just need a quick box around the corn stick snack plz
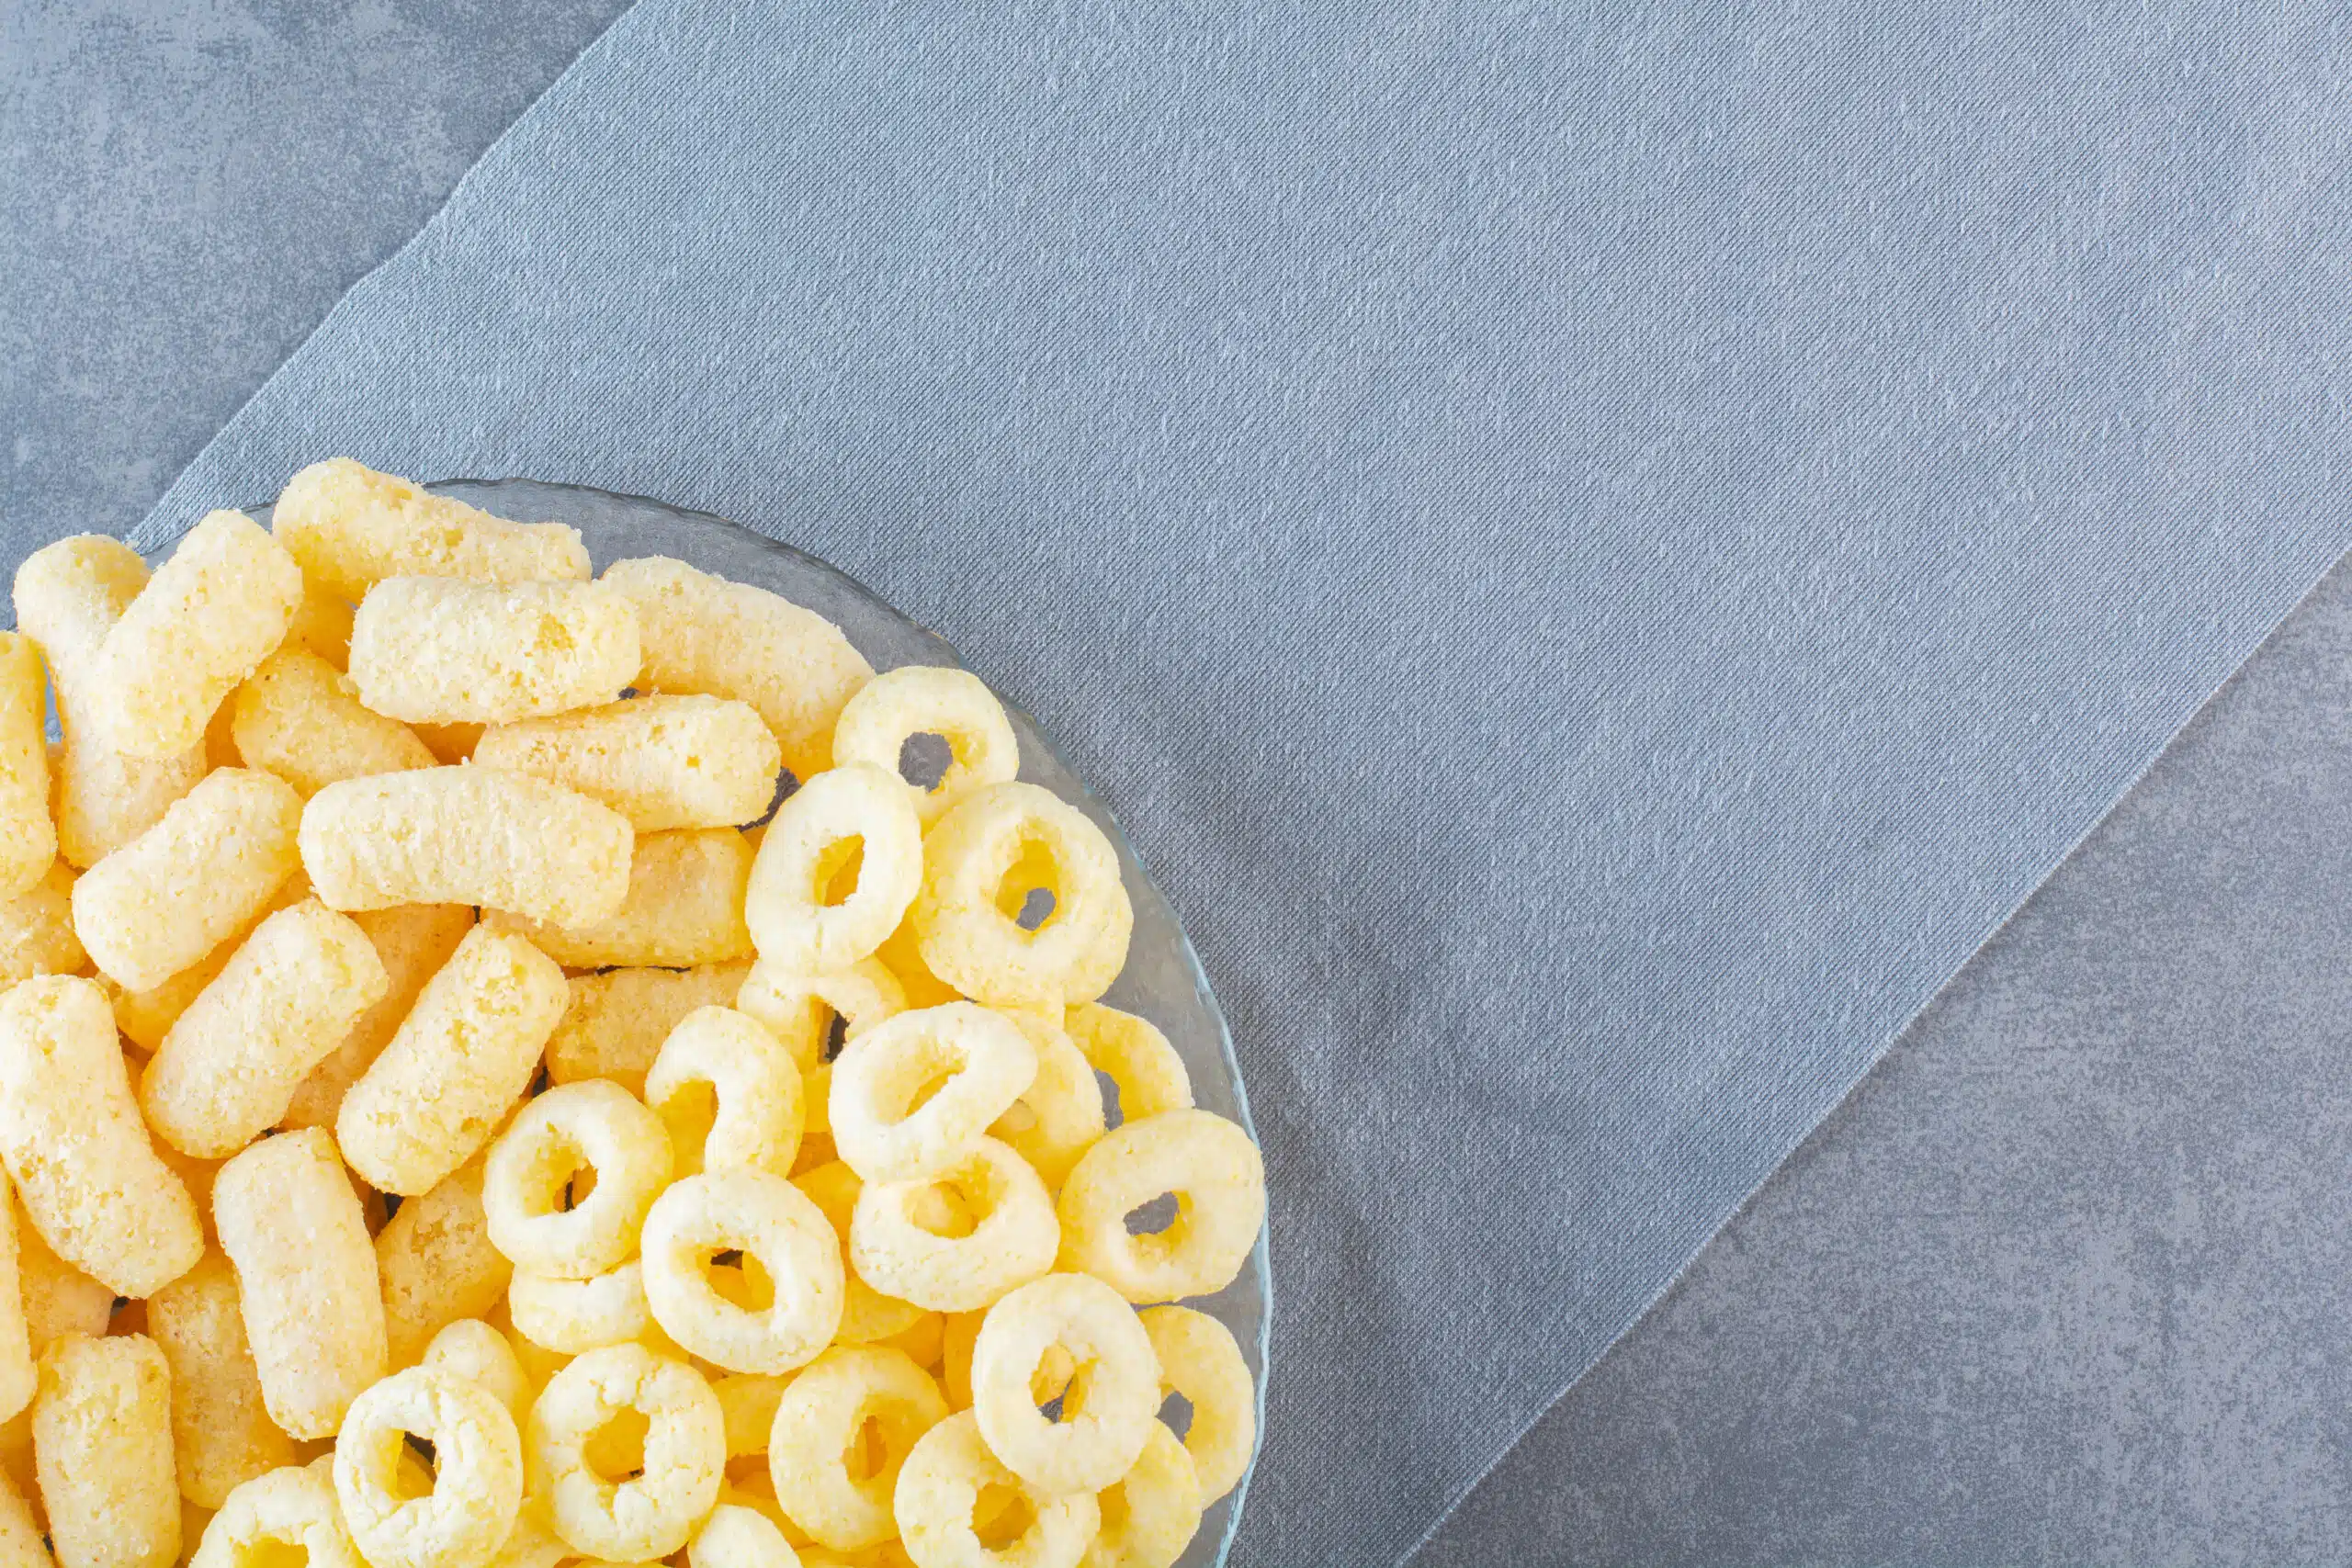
[544,962,752,1098]
[377,1163,514,1369]
[474,696,781,831]
[212,1129,387,1439]
[73,768,303,993]
[87,510,303,761]
[33,1334,179,1568]
[0,1466,44,1568]
[0,976,203,1298]
[489,828,753,970]
[147,1253,300,1510]
[0,637,53,901]
[0,1185,28,1428]
[601,557,872,784]
[231,648,437,798]
[16,1214,113,1359]
[282,902,475,1133]
[300,767,632,928]
[349,577,640,727]
[140,899,390,1158]
[285,572,356,667]
[0,863,84,987]
[272,460,591,600]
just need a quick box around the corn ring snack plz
[491,828,754,970]
[334,1366,525,1568]
[421,1320,532,1426]
[989,1014,1105,1190]
[734,957,906,1074]
[640,1170,843,1375]
[969,1274,1159,1495]
[789,1162,927,1347]
[339,925,569,1196]
[1056,1111,1263,1305]
[688,1502,800,1568]
[892,1411,1096,1568]
[0,1183,28,1427]
[378,1163,514,1368]
[544,962,752,1099]
[33,1334,179,1568]
[485,1082,674,1280]
[911,784,1132,1011]
[84,511,303,761]
[830,667,1019,829]
[767,1347,947,1551]
[13,536,207,870]
[0,1467,44,1568]
[300,767,633,928]
[0,862,84,987]
[189,1461,365,1568]
[831,1003,1037,1184]
[213,1128,387,1439]
[646,1007,804,1179]
[1061,1006,1191,1127]
[1136,1306,1252,1506]
[507,1263,654,1358]
[283,902,475,1133]
[16,1213,113,1359]
[1078,1423,1201,1568]
[474,695,781,832]
[230,647,437,798]
[0,976,203,1297]
[73,767,303,992]
[349,576,640,727]
[525,1343,723,1562]
[147,1254,300,1509]
[139,899,390,1157]
[849,1139,1057,1314]
[273,460,591,597]
[0,637,53,902]
[743,764,922,976]
[601,556,872,784]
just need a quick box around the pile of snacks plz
[0,459,1264,1568]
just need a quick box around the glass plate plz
[202,477,1272,1566]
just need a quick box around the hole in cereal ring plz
[822,1011,850,1063]
[815,837,866,908]
[1094,1068,1125,1129]
[1159,1390,1195,1441]
[244,1541,312,1568]
[707,1248,775,1312]
[1124,1193,1180,1236]
[973,1482,1036,1551]
[842,1414,889,1482]
[560,1161,600,1213]
[396,1431,437,1500]
[1015,887,1057,931]
[898,732,955,792]
[584,1406,652,1484]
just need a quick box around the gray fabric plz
[1416,549,2352,1567]
[95,2,2352,1561]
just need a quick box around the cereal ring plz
[970,1274,1159,1495]
[1079,1423,1202,1568]
[490,828,754,970]
[0,976,203,1298]
[1136,1306,1254,1505]
[735,956,907,1072]
[34,1334,179,1568]
[601,556,872,784]
[508,1263,654,1357]
[191,1462,367,1568]
[829,667,1019,828]
[893,1411,1096,1568]
[525,1343,723,1562]
[0,636,55,901]
[339,925,569,1196]
[271,459,591,600]
[232,647,438,798]
[73,767,303,993]
[300,766,633,929]
[87,508,304,761]
[790,1162,927,1346]
[743,764,922,975]
[349,576,640,726]
[769,1346,948,1551]
[646,1007,805,1179]
[1061,1006,1191,1125]
[989,1014,1105,1190]
[830,1004,1037,1184]
[0,860,85,987]
[688,1502,800,1568]
[422,1319,532,1425]
[547,962,753,1099]
[334,1367,525,1568]
[1055,1111,1264,1304]
[214,1128,389,1439]
[641,1170,843,1374]
[148,1254,300,1508]
[849,1138,1057,1314]
[141,898,390,1158]
[378,1162,514,1368]
[474,695,782,832]
[485,1082,674,1280]
[910,784,1132,1010]
[282,902,475,1133]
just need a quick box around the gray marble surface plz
[10,4,2349,1562]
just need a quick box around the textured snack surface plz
[273,458,591,599]
[349,576,641,726]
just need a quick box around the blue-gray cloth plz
[130,4,2352,1561]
